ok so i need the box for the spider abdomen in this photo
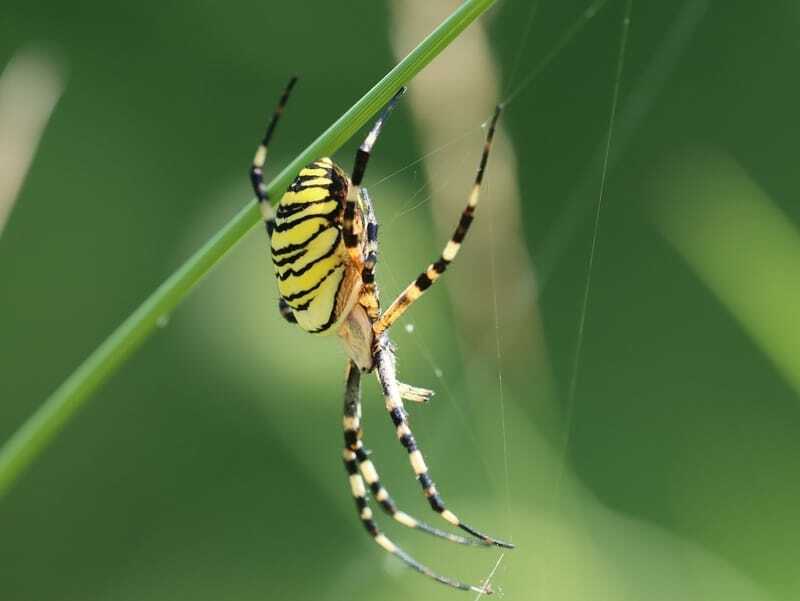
[270,158,360,334]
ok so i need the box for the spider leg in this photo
[278,298,297,324]
[343,361,487,548]
[249,77,301,324]
[357,186,381,321]
[249,76,298,238]
[343,88,406,266]
[358,186,432,403]
[373,105,501,336]
[373,334,513,549]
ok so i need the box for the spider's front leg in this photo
[373,105,502,336]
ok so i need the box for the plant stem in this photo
[0,0,497,498]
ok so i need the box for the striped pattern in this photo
[252,81,512,592]
[373,105,502,336]
[342,362,491,594]
[271,158,356,334]
[250,76,298,237]
[373,333,513,550]
[357,187,380,320]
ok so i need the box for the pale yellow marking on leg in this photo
[343,449,356,461]
[425,266,440,281]
[468,183,480,207]
[375,488,389,502]
[442,240,460,262]
[360,460,379,484]
[396,423,411,437]
[409,450,428,475]
[343,416,360,431]
[349,474,366,498]
[374,534,397,553]
[259,202,274,221]
[360,507,373,520]
[254,145,267,166]
[394,511,418,528]
[441,509,460,526]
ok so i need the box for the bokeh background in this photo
[2,1,799,599]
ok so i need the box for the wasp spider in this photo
[250,78,512,594]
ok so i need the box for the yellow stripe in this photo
[301,177,332,187]
[299,167,327,177]
[271,218,330,252]
[280,186,331,205]
[275,228,339,277]
[278,254,341,298]
[281,200,338,226]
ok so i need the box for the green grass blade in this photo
[0,0,497,498]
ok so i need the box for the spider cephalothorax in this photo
[249,78,512,594]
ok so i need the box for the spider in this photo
[249,77,513,594]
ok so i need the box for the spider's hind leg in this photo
[343,361,487,549]
[341,361,494,593]
[373,334,513,549]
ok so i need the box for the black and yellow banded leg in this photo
[372,335,513,550]
[373,105,502,336]
[342,453,492,594]
[343,88,407,264]
[343,362,486,547]
[357,187,381,321]
[249,76,298,237]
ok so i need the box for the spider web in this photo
[364,1,639,597]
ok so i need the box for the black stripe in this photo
[344,459,358,475]
[276,231,341,281]
[418,473,433,489]
[368,481,381,495]
[415,272,433,292]
[343,231,358,248]
[399,433,417,453]
[432,259,447,274]
[355,496,368,511]
[276,196,336,218]
[378,497,397,514]
[428,493,446,513]
[271,223,331,256]
[272,209,338,232]
[362,517,378,536]
[389,407,405,427]
[308,267,347,334]
[452,211,473,243]
[366,222,378,242]
[272,248,306,267]
[282,265,340,302]
[351,149,370,186]
[344,430,359,449]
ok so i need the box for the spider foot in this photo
[398,382,434,403]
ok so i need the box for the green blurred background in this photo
[2,1,799,599]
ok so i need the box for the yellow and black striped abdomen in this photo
[271,158,356,334]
